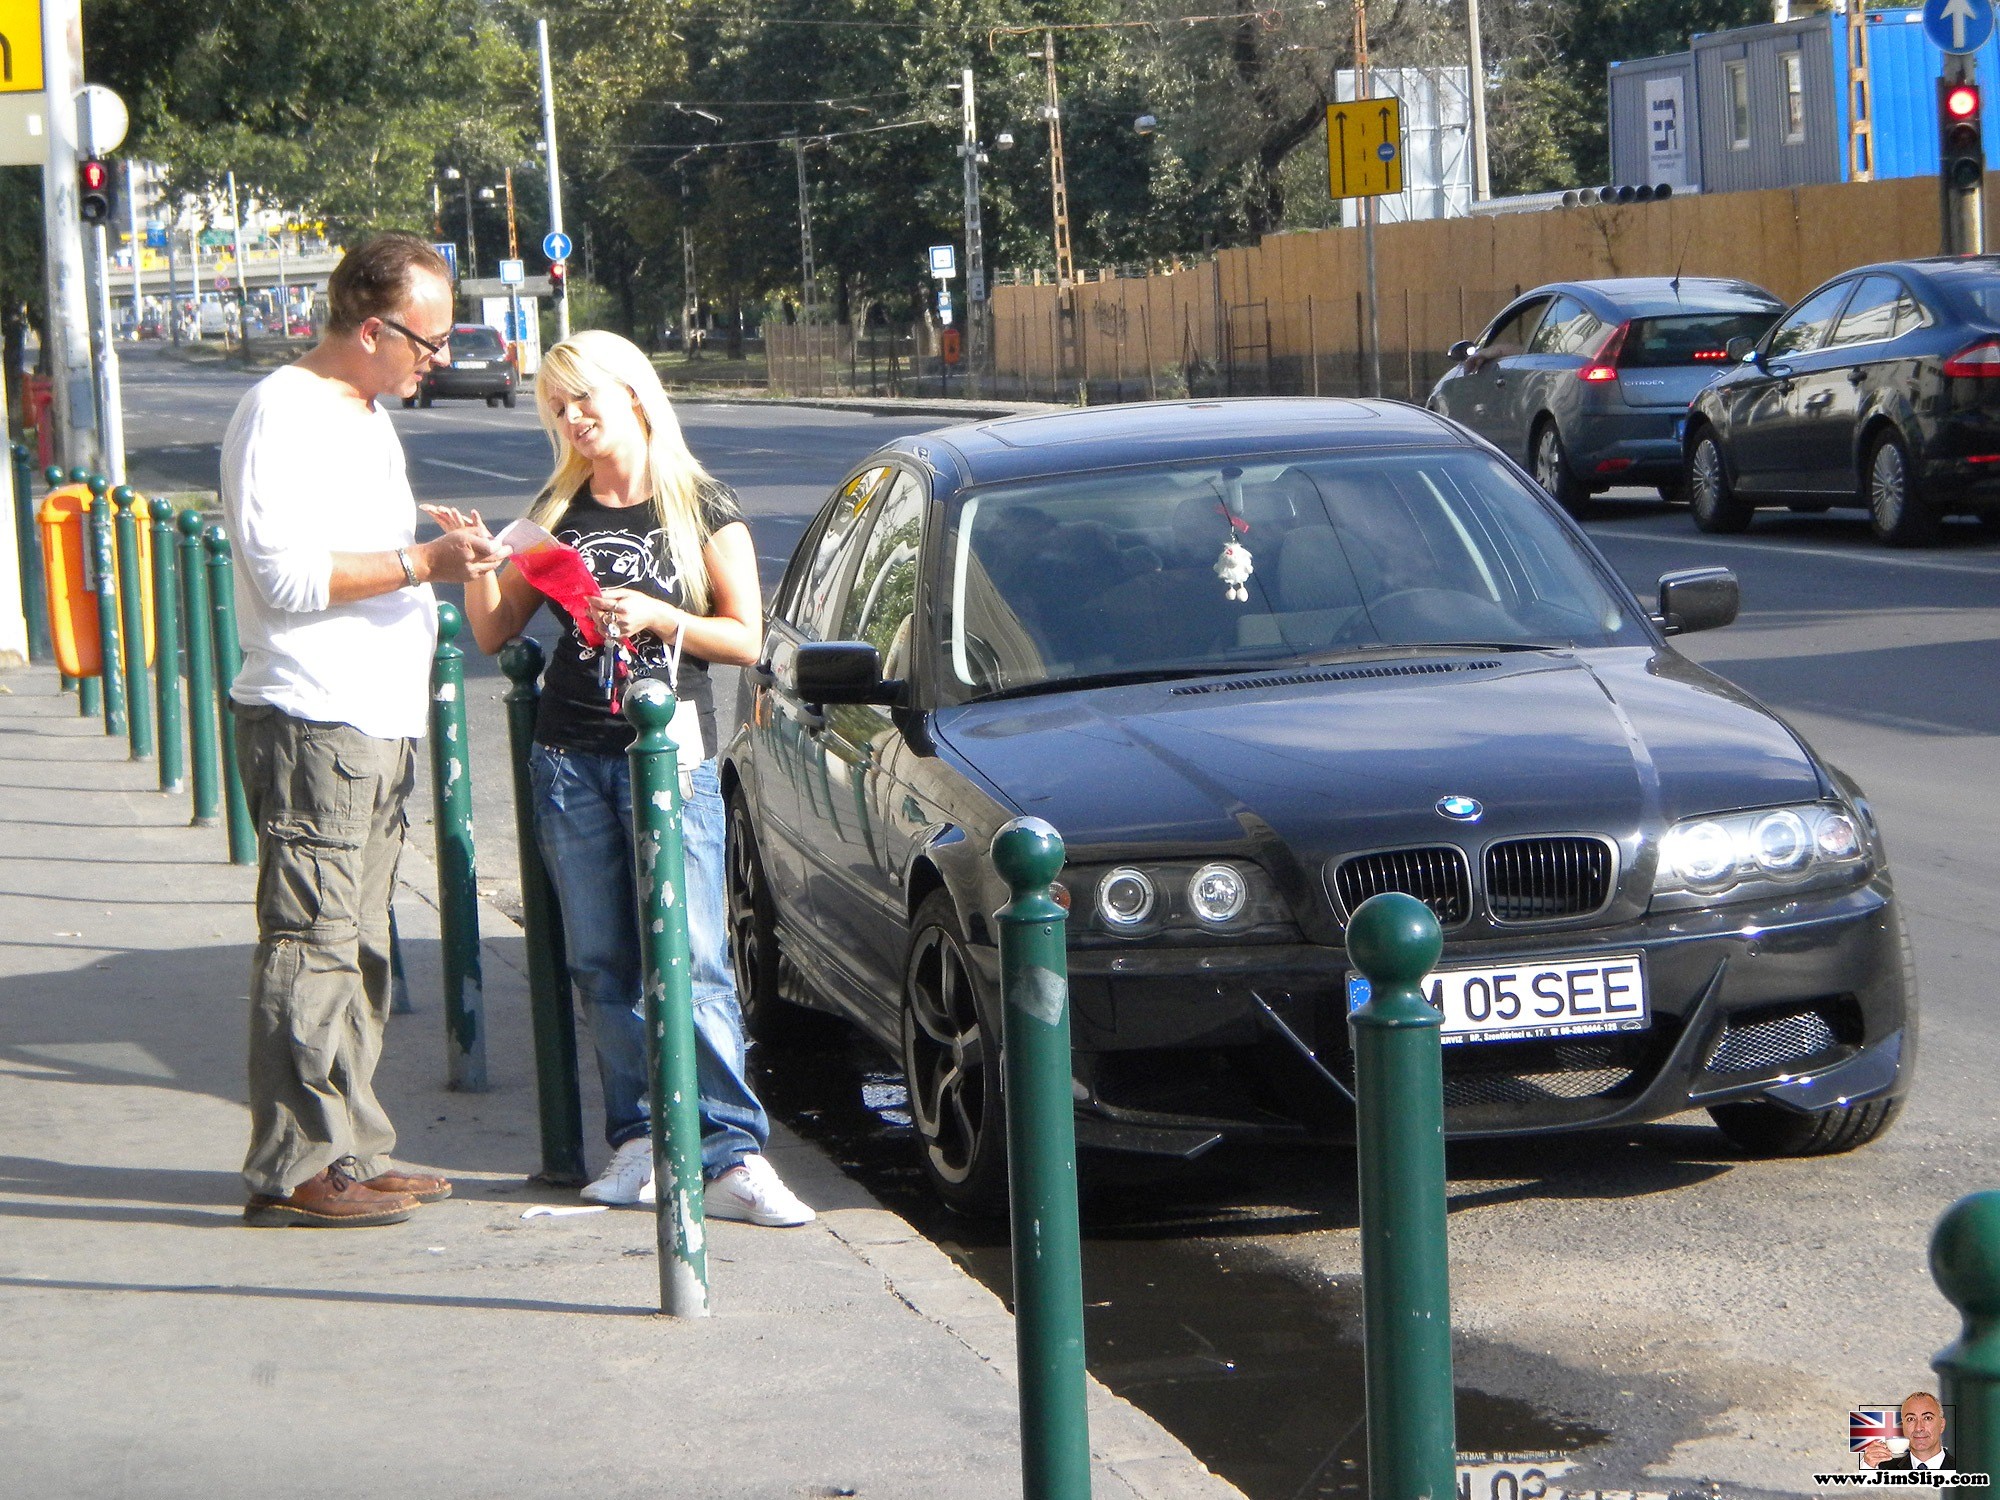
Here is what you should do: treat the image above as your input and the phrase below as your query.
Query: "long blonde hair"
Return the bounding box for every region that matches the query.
[529,329,721,614]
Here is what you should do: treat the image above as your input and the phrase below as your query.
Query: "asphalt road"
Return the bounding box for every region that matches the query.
[116,343,2000,1497]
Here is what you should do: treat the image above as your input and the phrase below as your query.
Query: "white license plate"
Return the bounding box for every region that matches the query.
[1346,952,1648,1045]
[455,359,490,368]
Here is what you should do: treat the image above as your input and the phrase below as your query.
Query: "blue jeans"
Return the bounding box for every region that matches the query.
[528,745,768,1177]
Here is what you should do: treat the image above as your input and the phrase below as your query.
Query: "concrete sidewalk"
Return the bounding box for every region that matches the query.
[0,664,1240,1500]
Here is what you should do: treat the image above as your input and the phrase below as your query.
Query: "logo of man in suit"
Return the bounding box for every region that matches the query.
[1859,1392,1952,1472]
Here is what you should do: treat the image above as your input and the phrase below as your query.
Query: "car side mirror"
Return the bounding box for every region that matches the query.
[1656,567,1739,636]
[1447,339,1476,363]
[1726,336,1759,365]
[785,640,906,706]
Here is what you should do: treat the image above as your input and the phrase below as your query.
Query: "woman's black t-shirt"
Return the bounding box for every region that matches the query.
[532,481,743,757]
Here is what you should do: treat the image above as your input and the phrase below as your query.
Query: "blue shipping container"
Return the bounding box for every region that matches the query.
[1831,7,2000,180]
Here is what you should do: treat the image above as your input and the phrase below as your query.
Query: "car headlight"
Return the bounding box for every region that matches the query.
[1189,863,1247,924]
[1097,867,1156,929]
[1077,860,1292,940]
[1654,803,1868,905]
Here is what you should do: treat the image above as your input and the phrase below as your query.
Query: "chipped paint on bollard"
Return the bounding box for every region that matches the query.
[1347,890,1456,1500]
[112,486,154,760]
[85,476,126,738]
[146,500,185,793]
[624,677,708,1318]
[176,511,220,827]
[430,603,486,1091]
[202,528,254,865]
[992,816,1092,1500]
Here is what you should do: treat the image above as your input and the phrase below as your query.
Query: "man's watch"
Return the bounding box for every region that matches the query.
[396,547,418,588]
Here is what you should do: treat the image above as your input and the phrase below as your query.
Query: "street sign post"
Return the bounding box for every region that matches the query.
[497,258,524,286]
[541,230,571,263]
[431,241,459,281]
[928,243,956,280]
[1924,0,1995,55]
[1326,97,1404,199]
[0,0,45,93]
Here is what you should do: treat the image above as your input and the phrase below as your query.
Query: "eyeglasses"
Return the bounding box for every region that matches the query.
[379,317,449,361]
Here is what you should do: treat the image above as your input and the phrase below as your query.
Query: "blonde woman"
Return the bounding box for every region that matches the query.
[447,330,812,1225]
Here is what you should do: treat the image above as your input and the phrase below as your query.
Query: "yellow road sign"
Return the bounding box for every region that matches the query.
[0,0,44,94]
[1326,96,1403,199]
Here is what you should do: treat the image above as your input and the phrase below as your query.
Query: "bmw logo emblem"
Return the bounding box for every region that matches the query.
[1436,795,1483,822]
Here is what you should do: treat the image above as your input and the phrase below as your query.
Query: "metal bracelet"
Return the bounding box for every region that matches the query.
[397,547,418,587]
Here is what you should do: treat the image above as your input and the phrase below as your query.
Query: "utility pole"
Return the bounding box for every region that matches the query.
[40,0,101,474]
[1037,32,1077,397]
[125,159,143,337]
[790,135,818,320]
[1466,0,1491,201]
[537,18,571,342]
[1355,0,1383,398]
[959,67,989,393]
[227,169,250,347]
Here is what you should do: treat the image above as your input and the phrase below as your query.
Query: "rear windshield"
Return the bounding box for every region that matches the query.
[449,327,507,359]
[1620,312,1780,369]
[1927,265,2000,323]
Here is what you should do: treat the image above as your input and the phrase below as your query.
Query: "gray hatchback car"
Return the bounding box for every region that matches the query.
[1428,278,1784,512]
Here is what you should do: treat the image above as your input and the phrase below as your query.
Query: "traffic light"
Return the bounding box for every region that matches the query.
[77,159,111,224]
[548,260,567,293]
[1941,80,1984,192]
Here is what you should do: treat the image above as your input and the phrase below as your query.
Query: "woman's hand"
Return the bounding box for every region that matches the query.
[419,503,492,537]
[592,587,683,642]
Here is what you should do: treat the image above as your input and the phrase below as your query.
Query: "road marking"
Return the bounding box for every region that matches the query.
[419,458,532,484]
[1592,526,2000,577]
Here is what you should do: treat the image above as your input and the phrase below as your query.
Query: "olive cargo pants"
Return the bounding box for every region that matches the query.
[235,705,416,1198]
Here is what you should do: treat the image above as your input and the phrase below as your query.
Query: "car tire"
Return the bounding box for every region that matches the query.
[1656,480,1686,505]
[1708,1095,1902,1157]
[1688,429,1753,533]
[1865,429,1940,547]
[1531,420,1591,515]
[417,392,434,409]
[902,889,1009,1216]
[725,794,835,1048]
[503,391,518,409]
[486,395,501,408]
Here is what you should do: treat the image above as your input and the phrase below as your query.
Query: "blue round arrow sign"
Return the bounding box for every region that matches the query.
[1377,142,1397,162]
[542,230,574,262]
[1924,0,1995,56]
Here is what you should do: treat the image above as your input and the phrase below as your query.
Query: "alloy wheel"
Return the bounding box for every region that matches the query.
[903,920,989,1189]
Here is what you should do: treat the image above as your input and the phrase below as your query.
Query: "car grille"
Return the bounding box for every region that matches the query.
[1333,846,1471,926]
[1704,1006,1839,1074]
[1484,837,1616,921]
[1442,1042,1633,1105]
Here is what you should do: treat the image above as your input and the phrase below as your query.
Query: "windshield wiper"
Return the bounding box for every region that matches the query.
[1299,640,1569,664]
[968,664,1247,703]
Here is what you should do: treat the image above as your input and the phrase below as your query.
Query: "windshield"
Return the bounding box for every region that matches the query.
[939,448,1646,701]
[449,326,507,359]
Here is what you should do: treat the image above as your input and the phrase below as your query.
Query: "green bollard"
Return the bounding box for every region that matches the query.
[177,511,220,827]
[112,486,154,760]
[86,476,127,738]
[10,442,50,661]
[500,636,586,1186]
[430,603,486,1092]
[146,500,185,793]
[1347,891,1456,1500]
[623,676,709,1318]
[991,817,1093,1500]
[1932,1191,2000,1492]
[68,466,89,485]
[202,528,255,865]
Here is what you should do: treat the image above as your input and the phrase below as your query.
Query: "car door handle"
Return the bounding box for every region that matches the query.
[1806,390,1835,410]
[1493,377,1507,389]
[1767,363,1794,379]
[1848,368,1867,385]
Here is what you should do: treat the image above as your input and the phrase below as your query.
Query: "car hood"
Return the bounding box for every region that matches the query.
[932,647,1827,859]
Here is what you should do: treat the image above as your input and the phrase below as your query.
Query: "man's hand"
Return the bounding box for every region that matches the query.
[1860,1440,1894,1469]
[417,528,508,583]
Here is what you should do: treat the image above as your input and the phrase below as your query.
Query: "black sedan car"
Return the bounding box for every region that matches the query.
[1684,256,2000,545]
[725,399,1912,1212]
[1428,278,1784,512]
[403,322,519,408]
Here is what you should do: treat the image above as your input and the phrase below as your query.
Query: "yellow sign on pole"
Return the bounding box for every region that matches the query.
[1326,96,1403,199]
[0,0,45,94]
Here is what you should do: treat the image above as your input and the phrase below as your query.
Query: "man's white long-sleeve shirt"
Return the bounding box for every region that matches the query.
[220,365,436,740]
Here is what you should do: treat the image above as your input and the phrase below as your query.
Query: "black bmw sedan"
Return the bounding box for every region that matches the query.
[724,399,1913,1211]
[1684,256,2000,545]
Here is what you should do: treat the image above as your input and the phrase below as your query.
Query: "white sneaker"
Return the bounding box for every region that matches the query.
[703,1155,815,1227]
[581,1138,654,1206]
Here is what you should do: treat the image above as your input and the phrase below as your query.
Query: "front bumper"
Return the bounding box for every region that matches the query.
[1053,875,1909,1153]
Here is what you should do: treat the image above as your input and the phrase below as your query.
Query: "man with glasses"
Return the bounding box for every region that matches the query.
[221,233,507,1228]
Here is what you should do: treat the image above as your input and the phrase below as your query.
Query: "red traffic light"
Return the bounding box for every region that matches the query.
[1947,84,1981,120]
[77,159,111,223]
[548,261,567,288]
[79,159,110,191]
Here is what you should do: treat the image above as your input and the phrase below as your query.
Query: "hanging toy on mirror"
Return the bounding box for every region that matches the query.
[1214,465,1254,602]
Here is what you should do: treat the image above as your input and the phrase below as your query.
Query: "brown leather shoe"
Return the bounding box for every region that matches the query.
[361,1167,452,1203]
[244,1163,419,1228]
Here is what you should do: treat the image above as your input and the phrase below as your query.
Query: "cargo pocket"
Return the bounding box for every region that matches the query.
[257,818,368,941]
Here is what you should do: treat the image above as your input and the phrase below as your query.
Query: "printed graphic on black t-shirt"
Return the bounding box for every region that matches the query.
[532,482,741,757]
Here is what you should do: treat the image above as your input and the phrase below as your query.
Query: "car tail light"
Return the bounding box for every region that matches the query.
[1942,339,2000,376]
[1690,348,1730,362]
[1578,321,1629,383]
